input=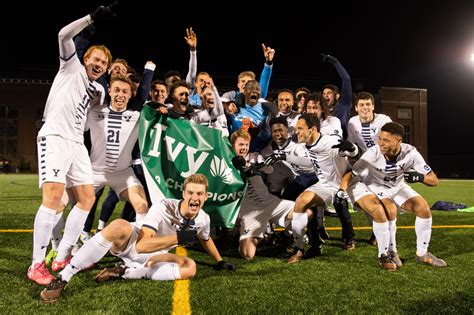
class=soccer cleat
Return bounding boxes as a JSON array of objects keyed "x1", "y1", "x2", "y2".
[
  {"x1": 416, "y1": 252, "x2": 447, "y2": 267},
  {"x1": 51, "y1": 255, "x2": 72, "y2": 272},
  {"x1": 95, "y1": 264, "x2": 128, "y2": 283},
  {"x1": 344, "y1": 239, "x2": 356, "y2": 251},
  {"x1": 389, "y1": 251, "x2": 403, "y2": 268},
  {"x1": 368, "y1": 232, "x2": 377, "y2": 246},
  {"x1": 71, "y1": 243, "x2": 81, "y2": 256},
  {"x1": 40, "y1": 274, "x2": 67, "y2": 303},
  {"x1": 305, "y1": 245, "x2": 323, "y2": 258},
  {"x1": 27, "y1": 262, "x2": 54, "y2": 286},
  {"x1": 379, "y1": 254, "x2": 397, "y2": 272},
  {"x1": 318, "y1": 226, "x2": 330, "y2": 241},
  {"x1": 287, "y1": 248, "x2": 305, "y2": 264},
  {"x1": 72, "y1": 232, "x2": 91, "y2": 256},
  {"x1": 45, "y1": 249, "x2": 58, "y2": 266}
]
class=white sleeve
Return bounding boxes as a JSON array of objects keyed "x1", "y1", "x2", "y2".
[
  {"x1": 185, "y1": 50, "x2": 197, "y2": 86},
  {"x1": 142, "y1": 201, "x2": 166, "y2": 232},
  {"x1": 58, "y1": 15, "x2": 93, "y2": 60}
]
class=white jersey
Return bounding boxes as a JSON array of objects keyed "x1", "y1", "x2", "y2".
[
  {"x1": 38, "y1": 16, "x2": 105, "y2": 144},
  {"x1": 347, "y1": 113, "x2": 392, "y2": 153},
  {"x1": 320, "y1": 116, "x2": 343, "y2": 138},
  {"x1": 261, "y1": 139, "x2": 314, "y2": 176},
  {"x1": 142, "y1": 199, "x2": 211, "y2": 241},
  {"x1": 86, "y1": 105, "x2": 140, "y2": 174},
  {"x1": 352, "y1": 143, "x2": 432, "y2": 190},
  {"x1": 192, "y1": 111, "x2": 229, "y2": 137},
  {"x1": 277, "y1": 111, "x2": 299, "y2": 135},
  {"x1": 305, "y1": 134, "x2": 353, "y2": 188}
]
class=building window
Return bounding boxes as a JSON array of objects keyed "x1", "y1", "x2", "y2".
[
  {"x1": 397, "y1": 108, "x2": 412, "y2": 120},
  {"x1": 0, "y1": 105, "x2": 18, "y2": 155},
  {"x1": 402, "y1": 124, "x2": 411, "y2": 144}
]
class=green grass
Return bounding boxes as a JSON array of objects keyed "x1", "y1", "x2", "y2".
[{"x1": 1, "y1": 174, "x2": 473, "y2": 313}]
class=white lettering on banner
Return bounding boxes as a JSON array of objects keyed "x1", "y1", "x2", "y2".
[
  {"x1": 164, "y1": 177, "x2": 244, "y2": 201},
  {"x1": 181, "y1": 147, "x2": 209, "y2": 177},
  {"x1": 166, "y1": 177, "x2": 183, "y2": 190},
  {"x1": 165, "y1": 136, "x2": 186, "y2": 161},
  {"x1": 146, "y1": 122, "x2": 210, "y2": 177},
  {"x1": 147, "y1": 123, "x2": 167, "y2": 157}
]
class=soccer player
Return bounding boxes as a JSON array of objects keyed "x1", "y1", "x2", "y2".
[
  {"x1": 288, "y1": 113, "x2": 359, "y2": 263},
  {"x1": 28, "y1": 5, "x2": 114, "y2": 285},
  {"x1": 231, "y1": 130, "x2": 295, "y2": 260},
  {"x1": 347, "y1": 92, "x2": 392, "y2": 153},
  {"x1": 40, "y1": 174, "x2": 236, "y2": 303},
  {"x1": 347, "y1": 91, "x2": 392, "y2": 246},
  {"x1": 343, "y1": 122, "x2": 447, "y2": 269}
]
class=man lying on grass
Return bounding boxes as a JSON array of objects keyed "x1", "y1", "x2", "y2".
[{"x1": 40, "y1": 174, "x2": 236, "y2": 303}]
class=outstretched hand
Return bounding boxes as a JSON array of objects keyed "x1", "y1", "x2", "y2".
[
  {"x1": 185, "y1": 27, "x2": 197, "y2": 50},
  {"x1": 262, "y1": 43, "x2": 275, "y2": 63},
  {"x1": 264, "y1": 152, "x2": 286, "y2": 166},
  {"x1": 331, "y1": 139, "x2": 356, "y2": 153},
  {"x1": 321, "y1": 53, "x2": 338, "y2": 65},
  {"x1": 90, "y1": 0, "x2": 119, "y2": 22}
]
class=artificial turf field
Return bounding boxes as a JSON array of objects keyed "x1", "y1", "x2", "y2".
[{"x1": 0, "y1": 174, "x2": 473, "y2": 313}]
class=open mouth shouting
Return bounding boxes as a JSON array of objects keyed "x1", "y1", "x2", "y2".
[{"x1": 189, "y1": 200, "x2": 200, "y2": 212}]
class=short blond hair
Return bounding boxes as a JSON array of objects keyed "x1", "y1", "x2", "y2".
[
  {"x1": 230, "y1": 129, "x2": 251, "y2": 145},
  {"x1": 184, "y1": 174, "x2": 209, "y2": 192}
]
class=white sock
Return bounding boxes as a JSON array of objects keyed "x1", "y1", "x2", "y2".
[
  {"x1": 415, "y1": 216, "x2": 432, "y2": 256},
  {"x1": 97, "y1": 220, "x2": 106, "y2": 231},
  {"x1": 51, "y1": 212, "x2": 64, "y2": 250},
  {"x1": 372, "y1": 221, "x2": 390, "y2": 257},
  {"x1": 123, "y1": 266, "x2": 150, "y2": 280},
  {"x1": 135, "y1": 213, "x2": 146, "y2": 224},
  {"x1": 32, "y1": 205, "x2": 57, "y2": 265},
  {"x1": 292, "y1": 213, "x2": 308, "y2": 249},
  {"x1": 60, "y1": 232, "x2": 112, "y2": 282},
  {"x1": 388, "y1": 219, "x2": 397, "y2": 252},
  {"x1": 56, "y1": 206, "x2": 89, "y2": 261},
  {"x1": 146, "y1": 262, "x2": 180, "y2": 280}
]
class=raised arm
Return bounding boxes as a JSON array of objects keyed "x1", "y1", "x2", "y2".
[
  {"x1": 259, "y1": 43, "x2": 275, "y2": 99},
  {"x1": 185, "y1": 27, "x2": 197, "y2": 86},
  {"x1": 321, "y1": 53, "x2": 352, "y2": 130},
  {"x1": 58, "y1": 16, "x2": 92, "y2": 60},
  {"x1": 128, "y1": 61, "x2": 156, "y2": 111}
]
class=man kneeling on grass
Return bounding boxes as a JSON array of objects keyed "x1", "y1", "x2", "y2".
[{"x1": 40, "y1": 174, "x2": 236, "y2": 303}]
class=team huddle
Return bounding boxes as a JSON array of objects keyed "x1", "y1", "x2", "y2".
[{"x1": 28, "y1": 2, "x2": 446, "y2": 304}]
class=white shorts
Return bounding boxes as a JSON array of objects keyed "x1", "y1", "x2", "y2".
[
  {"x1": 304, "y1": 181, "x2": 334, "y2": 206},
  {"x1": 37, "y1": 135, "x2": 93, "y2": 188},
  {"x1": 93, "y1": 167, "x2": 143, "y2": 198},
  {"x1": 346, "y1": 181, "x2": 374, "y2": 206},
  {"x1": 239, "y1": 199, "x2": 294, "y2": 241},
  {"x1": 113, "y1": 223, "x2": 168, "y2": 268},
  {"x1": 368, "y1": 182, "x2": 420, "y2": 207}
]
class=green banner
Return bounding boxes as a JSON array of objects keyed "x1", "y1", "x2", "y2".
[{"x1": 139, "y1": 105, "x2": 246, "y2": 227}]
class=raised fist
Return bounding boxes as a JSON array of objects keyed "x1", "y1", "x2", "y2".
[
  {"x1": 90, "y1": 0, "x2": 118, "y2": 22},
  {"x1": 321, "y1": 53, "x2": 338, "y2": 65}
]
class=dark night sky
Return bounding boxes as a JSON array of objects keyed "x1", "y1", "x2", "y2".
[{"x1": 2, "y1": 1, "x2": 474, "y2": 176}]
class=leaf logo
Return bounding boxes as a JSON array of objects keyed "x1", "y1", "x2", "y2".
[{"x1": 210, "y1": 156, "x2": 234, "y2": 184}]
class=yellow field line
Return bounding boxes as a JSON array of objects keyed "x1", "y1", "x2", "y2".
[
  {"x1": 273, "y1": 225, "x2": 474, "y2": 232},
  {"x1": 171, "y1": 246, "x2": 191, "y2": 315},
  {"x1": 1, "y1": 225, "x2": 474, "y2": 233}
]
